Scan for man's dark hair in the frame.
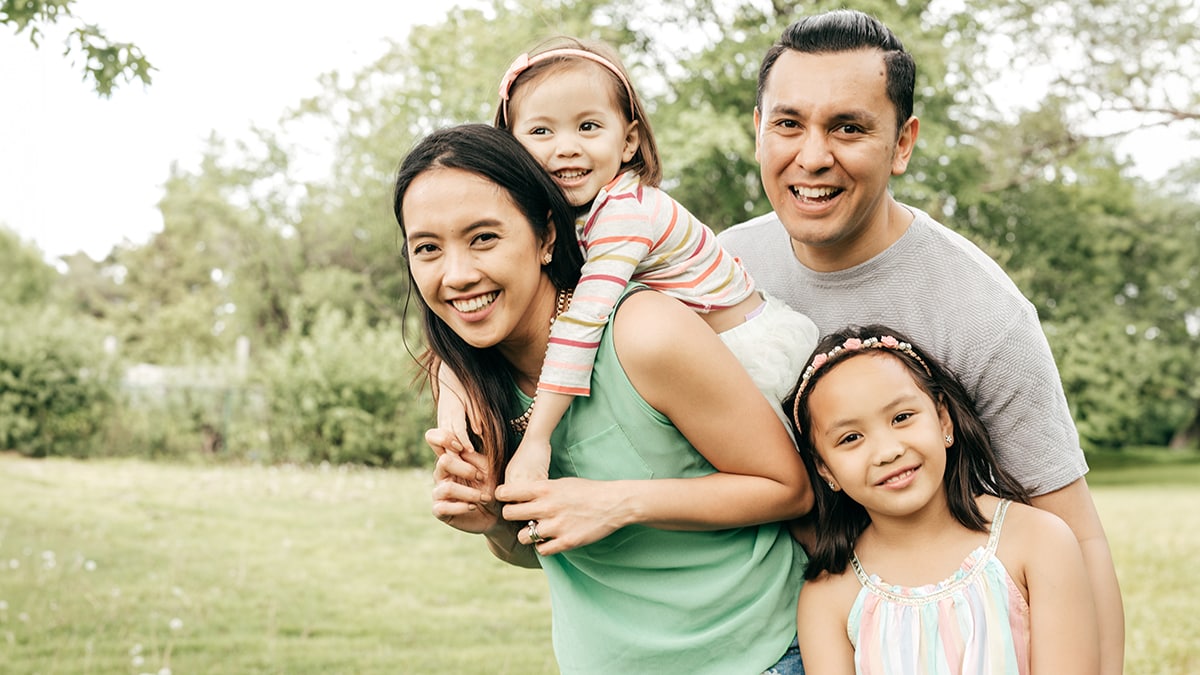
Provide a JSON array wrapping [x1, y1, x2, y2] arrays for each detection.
[[757, 9, 915, 133]]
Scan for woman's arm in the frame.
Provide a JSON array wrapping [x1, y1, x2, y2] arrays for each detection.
[[497, 291, 813, 555], [612, 289, 813, 525], [1008, 503, 1100, 674], [428, 429, 540, 569]]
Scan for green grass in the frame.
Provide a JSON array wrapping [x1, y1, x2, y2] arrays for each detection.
[[1, 450, 1197, 674]]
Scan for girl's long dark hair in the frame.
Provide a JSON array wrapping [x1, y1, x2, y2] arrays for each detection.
[[393, 124, 583, 480], [785, 324, 1031, 581]]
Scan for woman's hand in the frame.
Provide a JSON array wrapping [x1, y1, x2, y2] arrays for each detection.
[[428, 428, 498, 535], [497, 478, 631, 556]]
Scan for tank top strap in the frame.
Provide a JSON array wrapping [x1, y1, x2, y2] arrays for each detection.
[[850, 552, 870, 587], [984, 499, 1012, 555]]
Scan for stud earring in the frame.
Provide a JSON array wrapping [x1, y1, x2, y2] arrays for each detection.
[[542, 252, 553, 265], [825, 479, 837, 491], [944, 435, 953, 446]]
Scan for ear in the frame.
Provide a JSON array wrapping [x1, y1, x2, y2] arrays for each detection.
[[540, 215, 558, 259], [753, 107, 763, 163], [814, 459, 840, 492], [622, 120, 640, 163], [938, 398, 954, 446], [891, 116, 919, 176]]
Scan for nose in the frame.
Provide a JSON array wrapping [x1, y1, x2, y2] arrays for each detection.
[[870, 436, 904, 466], [441, 246, 481, 289], [795, 130, 833, 173], [554, 132, 581, 158]]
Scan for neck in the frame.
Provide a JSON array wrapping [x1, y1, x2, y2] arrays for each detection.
[[793, 198, 914, 272], [496, 280, 567, 395], [860, 488, 958, 549]]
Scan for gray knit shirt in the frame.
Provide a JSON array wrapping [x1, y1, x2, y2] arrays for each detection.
[[718, 207, 1087, 494]]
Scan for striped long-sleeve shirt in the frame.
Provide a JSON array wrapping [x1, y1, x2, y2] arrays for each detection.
[[539, 171, 755, 396]]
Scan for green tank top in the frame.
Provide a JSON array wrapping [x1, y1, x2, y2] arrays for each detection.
[[523, 286, 805, 674]]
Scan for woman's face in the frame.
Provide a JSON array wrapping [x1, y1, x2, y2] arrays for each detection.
[[402, 166, 555, 350]]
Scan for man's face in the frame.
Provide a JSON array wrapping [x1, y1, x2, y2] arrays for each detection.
[[755, 49, 917, 270]]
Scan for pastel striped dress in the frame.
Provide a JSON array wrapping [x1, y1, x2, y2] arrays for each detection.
[[847, 500, 1031, 675]]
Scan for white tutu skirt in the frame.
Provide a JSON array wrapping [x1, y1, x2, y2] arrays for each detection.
[[718, 292, 820, 433]]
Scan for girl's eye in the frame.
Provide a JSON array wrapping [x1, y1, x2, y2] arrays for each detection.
[[893, 412, 913, 424], [580, 121, 599, 131], [529, 127, 549, 136], [837, 432, 862, 446]]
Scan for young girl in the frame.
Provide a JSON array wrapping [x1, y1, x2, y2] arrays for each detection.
[[788, 324, 1100, 674], [440, 37, 818, 484]]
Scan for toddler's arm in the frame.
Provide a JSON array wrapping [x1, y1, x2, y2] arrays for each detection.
[[504, 391, 573, 485], [435, 360, 477, 453]]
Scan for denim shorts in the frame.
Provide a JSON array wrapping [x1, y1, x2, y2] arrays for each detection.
[[762, 636, 804, 675]]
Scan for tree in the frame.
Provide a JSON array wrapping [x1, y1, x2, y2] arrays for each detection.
[[0, 226, 56, 306], [2, 0, 152, 96]]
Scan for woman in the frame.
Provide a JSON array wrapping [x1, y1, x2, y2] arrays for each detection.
[[395, 124, 813, 674]]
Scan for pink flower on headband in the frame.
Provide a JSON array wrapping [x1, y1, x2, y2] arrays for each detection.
[[843, 338, 863, 350], [881, 335, 899, 348], [811, 353, 828, 369]]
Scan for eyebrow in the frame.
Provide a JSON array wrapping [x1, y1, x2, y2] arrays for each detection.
[[766, 104, 880, 126], [405, 219, 503, 244], [821, 392, 921, 432]]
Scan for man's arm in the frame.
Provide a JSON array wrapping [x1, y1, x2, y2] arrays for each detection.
[[1030, 477, 1124, 674]]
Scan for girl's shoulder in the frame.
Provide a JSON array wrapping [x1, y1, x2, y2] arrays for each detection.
[[798, 564, 859, 621], [986, 495, 1078, 591]]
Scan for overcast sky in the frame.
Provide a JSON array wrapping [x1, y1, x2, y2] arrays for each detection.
[[0, 0, 454, 262], [1, 1, 1194, 263]]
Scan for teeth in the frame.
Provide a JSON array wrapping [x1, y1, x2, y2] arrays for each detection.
[[883, 469, 914, 485], [451, 292, 497, 313], [791, 185, 838, 199], [555, 170, 588, 180]]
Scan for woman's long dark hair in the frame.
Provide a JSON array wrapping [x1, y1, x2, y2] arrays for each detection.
[[785, 324, 1031, 581], [393, 124, 583, 480]]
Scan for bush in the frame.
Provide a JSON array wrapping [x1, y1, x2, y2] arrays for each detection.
[[256, 305, 432, 467], [1049, 318, 1197, 449], [0, 305, 117, 457]]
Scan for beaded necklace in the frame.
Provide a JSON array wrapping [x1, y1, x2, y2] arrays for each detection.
[[508, 287, 573, 434]]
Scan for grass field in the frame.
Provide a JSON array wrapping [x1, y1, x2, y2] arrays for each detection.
[[1, 451, 1197, 674]]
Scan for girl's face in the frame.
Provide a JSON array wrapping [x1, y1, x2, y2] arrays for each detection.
[[508, 63, 639, 208], [806, 353, 954, 521], [402, 167, 556, 352]]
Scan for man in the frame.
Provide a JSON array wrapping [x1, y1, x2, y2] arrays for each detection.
[[719, 9, 1124, 670]]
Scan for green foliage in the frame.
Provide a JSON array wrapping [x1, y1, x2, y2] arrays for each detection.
[[0, 226, 56, 306], [0, 304, 116, 457], [1, 0, 153, 96], [1049, 318, 1196, 449], [9, 0, 1197, 458], [256, 305, 432, 467]]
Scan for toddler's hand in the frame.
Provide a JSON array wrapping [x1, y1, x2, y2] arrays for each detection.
[[503, 437, 552, 487]]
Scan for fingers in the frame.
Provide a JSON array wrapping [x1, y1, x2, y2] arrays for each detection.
[[433, 449, 489, 491]]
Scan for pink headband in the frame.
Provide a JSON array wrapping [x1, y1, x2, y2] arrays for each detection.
[[791, 335, 933, 434], [498, 48, 636, 126]]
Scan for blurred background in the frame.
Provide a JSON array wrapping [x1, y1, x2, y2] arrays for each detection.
[[2, 0, 1198, 465]]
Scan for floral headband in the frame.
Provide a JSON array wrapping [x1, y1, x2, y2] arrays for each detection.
[[498, 48, 636, 126], [791, 335, 933, 433]]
